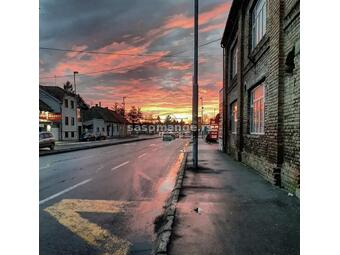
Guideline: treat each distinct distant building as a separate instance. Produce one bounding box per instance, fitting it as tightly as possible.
[39,85,89,140]
[220,0,300,195]
[82,105,129,138]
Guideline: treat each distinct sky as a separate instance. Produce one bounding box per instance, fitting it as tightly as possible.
[39,0,232,121]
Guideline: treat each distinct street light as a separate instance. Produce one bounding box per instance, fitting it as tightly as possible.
[192,0,199,169]
[73,71,79,94]
[122,96,127,117]
[200,97,204,125]
[73,71,79,140]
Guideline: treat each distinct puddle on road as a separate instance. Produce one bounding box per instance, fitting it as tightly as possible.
[123,151,185,253]
[41,148,186,255]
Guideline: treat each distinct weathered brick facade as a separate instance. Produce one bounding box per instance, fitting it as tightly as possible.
[221,0,300,196]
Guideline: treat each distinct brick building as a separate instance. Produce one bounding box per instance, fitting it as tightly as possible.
[220,0,300,196]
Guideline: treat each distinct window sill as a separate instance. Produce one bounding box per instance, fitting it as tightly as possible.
[247,133,265,138]
[246,35,270,67]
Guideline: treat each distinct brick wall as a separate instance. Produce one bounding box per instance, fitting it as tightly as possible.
[221,0,300,196]
[281,0,300,194]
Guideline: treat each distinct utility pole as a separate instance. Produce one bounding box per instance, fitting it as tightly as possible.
[122,96,127,137]
[73,71,79,139]
[122,96,126,117]
[200,97,204,125]
[73,71,79,94]
[200,96,204,139]
[192,0,199,169]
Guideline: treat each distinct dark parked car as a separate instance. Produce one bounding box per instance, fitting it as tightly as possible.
[39,131,55,150]
[80,133,96,142]
[162,133,173,141]
[95,132,107,140]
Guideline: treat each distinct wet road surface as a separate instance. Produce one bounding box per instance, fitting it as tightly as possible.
[40,138,187,255]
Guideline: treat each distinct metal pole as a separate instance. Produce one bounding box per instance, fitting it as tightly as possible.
[122,96,126,137]
[122,96,126,117]
[192,0,199,169]
[73,71,78,94]
[73,71,79,139]
[200,97,204,138]
[200,97,204,125]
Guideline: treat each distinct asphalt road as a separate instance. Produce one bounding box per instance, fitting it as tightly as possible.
[39,137,188,255]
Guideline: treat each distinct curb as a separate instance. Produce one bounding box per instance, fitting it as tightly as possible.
[39,136,159,157]
[153,151,188,255]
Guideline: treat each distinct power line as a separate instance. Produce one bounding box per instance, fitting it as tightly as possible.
[39,59,159,79]
[39,38,221,59]
[40,47,190,59]
[39,37,222,80]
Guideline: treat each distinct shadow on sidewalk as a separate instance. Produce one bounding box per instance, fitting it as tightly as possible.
[169,141,300,255]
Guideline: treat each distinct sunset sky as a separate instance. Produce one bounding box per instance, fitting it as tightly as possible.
[39,0,231,121]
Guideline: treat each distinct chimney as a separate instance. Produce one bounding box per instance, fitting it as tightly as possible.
[99,102,101,107]
[95,104,98,107]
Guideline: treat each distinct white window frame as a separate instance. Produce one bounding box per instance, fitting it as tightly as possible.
[252,0,267,49]
[250,84,265,134]
[231,101,238,134]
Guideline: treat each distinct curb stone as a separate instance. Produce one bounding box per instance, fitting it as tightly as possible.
[39,136,159,157]
[153,151,188,255]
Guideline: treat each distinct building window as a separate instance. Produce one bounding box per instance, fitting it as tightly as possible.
[252,0,267,49]
[71,117,75,126]
[64,99,69,108]
[71,100,74,109]
[71,131,74,138]
[102,127,105,132]
[231,44,238,79]
[65,116,69,125]
[250,84,265,134]
[97,127,100,132]
[65,131,69,138]
[230,101,238,134]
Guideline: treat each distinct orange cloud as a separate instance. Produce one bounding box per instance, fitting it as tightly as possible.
[40,2,229,120]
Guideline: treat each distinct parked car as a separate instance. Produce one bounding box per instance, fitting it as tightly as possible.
[181,132,191,139]
[39,131,55,150]
[168,132,176,139]
[80,133,96,142]
[95,132,107,140]
[162,133,174,141]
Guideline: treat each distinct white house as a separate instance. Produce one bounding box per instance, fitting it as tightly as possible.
[82,105,129,138]
[39,85,88,141]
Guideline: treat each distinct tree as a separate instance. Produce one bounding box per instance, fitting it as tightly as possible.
[156,116,161,124]
[164,115,173,125]
[112,102,125,117]
[63,81,74,93]
[127,106,143,127]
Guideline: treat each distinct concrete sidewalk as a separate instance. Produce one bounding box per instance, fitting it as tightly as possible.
[39,135,159,156]
[169,141,299,255]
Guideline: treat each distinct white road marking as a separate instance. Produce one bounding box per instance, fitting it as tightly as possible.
[149,144,156,147]
[95,165,104,173]
[138,153,147,159]
[111,161,129,171]
[40,163,51,170]
[39,178,92,205]
[138,171,152,181]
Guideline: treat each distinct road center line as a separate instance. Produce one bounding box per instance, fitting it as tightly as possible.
[138,153,147,159]
[39,178,92,205]
[111,161,129,171]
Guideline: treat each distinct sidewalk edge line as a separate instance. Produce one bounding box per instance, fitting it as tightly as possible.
[39,137,159,157]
